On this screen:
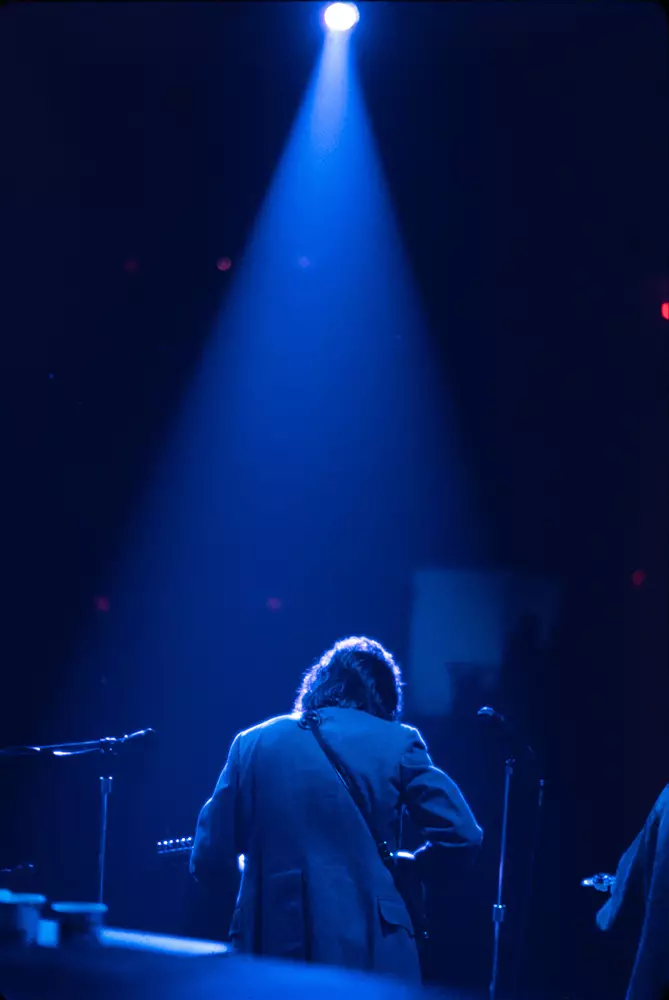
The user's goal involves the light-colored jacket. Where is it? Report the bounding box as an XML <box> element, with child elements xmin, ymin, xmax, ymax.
<box><xmin>191</xmin><ymin>707</ymin><xmax>483</xmax><ymax>983</ymax></box>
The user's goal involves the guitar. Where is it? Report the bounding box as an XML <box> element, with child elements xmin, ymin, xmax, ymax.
<box><xmin>156</xmin><ymin>836</ymin><xmax>194</xmax><ymax>857</ymax></box>
<box><xmin>156</xmin><ymin>836</ymin><xmax>426</xmax><ymax>957</ymax></box>
<box><xmin>387</xmin><ymin>850</ymin><xmax>429</xmax><ymax>953</ymax></box>
<box><xmin>156</xmin><ymin>836</ymin><xmax>246</xmax><ymax>872</ymax></box>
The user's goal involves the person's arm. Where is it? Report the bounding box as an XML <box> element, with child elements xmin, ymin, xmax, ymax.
<box><xmin>596</xmin><ymin>784</ymin><xmax>669</xmax><ymax>932</ymax></box>
<box><xmin>400</xmin><ymin>727</ymin><xmax>483</xmax><ymax>849</ymax></box>
<box><xmin>595</xmin><ymin>829</ymin><xmax>644</xmax><ymax>931</ymax></box>
<box><xmin>190</xmin><ymin>734</ymin><xmax>242</xmax><ymax>883</ymax></box>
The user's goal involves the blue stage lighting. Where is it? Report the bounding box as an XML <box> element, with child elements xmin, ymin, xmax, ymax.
<box><xmin>323</xmin><ymin>3</ymin><xmax>359</xmax><ymax>33</ymax></box>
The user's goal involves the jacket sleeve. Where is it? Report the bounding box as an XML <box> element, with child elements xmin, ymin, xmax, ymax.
<box><xmin>595</xmin><ymin>828</ymin><xmax>644</xmax><ymax>931</ymax></box>
<box><xmin>400</xmin><ymin>727</ymin><xmax>483</xmax><ymax>849</ymax></box>
<box><xmin>596</xmin><ymin>783</ymin><xmax>669</xmax><ymax>932</ymax></box>
<box><xmin>190</xmin><ymin>733</ymin><xmax>243</xmax><ymax>882</ymax></box>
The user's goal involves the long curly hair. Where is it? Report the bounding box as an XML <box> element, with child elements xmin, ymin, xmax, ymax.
<box><xmin>294</xmin><ymin>636</ymin><xmax>404</xmax><ymax>721</ymax></box>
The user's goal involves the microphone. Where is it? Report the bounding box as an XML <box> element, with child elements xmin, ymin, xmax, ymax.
<box><xmin>119</xmin><ymin>728</ymin><xmax>156</xmax><ymax>742</ymax></box>
<box><xmin>477</xmin><ymin>705</ymin><xmax>506</xmax><ymax>724</ymax></box>
<box><xmin>97</xmin><ymin>728</ymin><xmax>156</xmax><ymax>748</ymax></box>
<box><xmin>477</xmin><ymin>706</ymin><xmax>538</xmax><ymax>761</ymax></box>
<box><xmin>1</xmin><ymin>728</ymin><xmax>157</xmax><ymax>758</ymax></box>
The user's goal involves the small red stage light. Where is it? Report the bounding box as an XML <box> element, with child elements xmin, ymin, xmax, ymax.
<box><xmin>216</xmin><ymin>257</ymin><xmax>232</xmax><ymax>272</ymax></box>
<box><xmin>266</xmin><ymin>598</ymin><xmax>282</xmax><ymax>611</ymax></box>
<box><xmin>123</xmin><ymin>259</ymin><xmax>139</xmax><ymax>274</ymax></box>
<box><xmin>94</xmin><ymin>596</ymin><xmax>110</xmax><ymax>612</ymax></box>
<box><xmin>631</xmin><ymin>570</ymin><xmax>646</xmax><ymax>588</ymax></box>
<box><xmin>661</xmin><ymin>302</ymin><xmax>669</xmax><ymax>321</ymax></box>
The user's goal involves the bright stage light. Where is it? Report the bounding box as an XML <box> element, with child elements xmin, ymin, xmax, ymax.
<box><xmin>323</xmin><ymin>3</ymin><xmax>359</xmax><ymax>33</ymax></box>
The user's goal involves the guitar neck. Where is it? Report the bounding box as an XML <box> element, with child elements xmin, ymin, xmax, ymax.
<box><xmin>156</xmin><ymin>836</ymin><xmax>194</xmax><ymax>856</ymax></box>
<box><xmin>156</xmin><ymin>836</ymin><xmax>246</xmax><ymax>873</ymax></box>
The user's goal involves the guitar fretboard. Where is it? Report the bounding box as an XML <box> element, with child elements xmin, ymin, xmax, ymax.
<box><xmin>156</xmin><ymin>838</ymin><xmax>246</xmax><ymax>872</ymax></box>
<box><xmin>156</xmin><ymin>837</ymin><xmax>193</xmax><ymax>856</ymax></box>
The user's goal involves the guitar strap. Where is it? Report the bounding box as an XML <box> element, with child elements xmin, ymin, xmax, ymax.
<box><xmin>298</xmin><ymin>710</ymin><xmax>394</xmax><ymax>865</ymax></box>
<box><xmin>299</xmin><ymin>710</ymin><xmax>430</xmax><ymax>954</ymax></box>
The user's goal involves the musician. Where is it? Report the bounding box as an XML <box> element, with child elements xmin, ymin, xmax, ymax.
<box><xmin>190</xmin><ymin>636</ymin><xmax>482</xmax><ymax>983</ymax></box>
<box><xmin>596</xmin><ymin>782</ymin><xmax>669</xmax><ymax>1000</ymax></box>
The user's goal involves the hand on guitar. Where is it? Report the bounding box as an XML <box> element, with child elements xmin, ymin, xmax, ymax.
<box><xmin>581</xmin><ymin>872</ymin><xmax>616</xmax><ymax>893</ymax></box>
<box><xmin>581</xmin><ymin>873</ymin><xmax>617</xmax><ymax>932</ymax></box>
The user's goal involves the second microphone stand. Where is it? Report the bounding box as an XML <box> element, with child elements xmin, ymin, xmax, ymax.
<box><xmin>479</xmin><ymin>707</ymin><xmax>544</xmax><ymax>1000</ymax></box>
<box><xmin>489</xmin><ymin>756</ymin><xmax>515</xmax><ymax>1000</ymax></box>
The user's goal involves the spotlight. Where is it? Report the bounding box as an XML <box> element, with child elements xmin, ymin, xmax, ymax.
<box><xmin>323</xmin><ymin>2</ymin><xmax>359</xmax><ymax>32</ymax></box>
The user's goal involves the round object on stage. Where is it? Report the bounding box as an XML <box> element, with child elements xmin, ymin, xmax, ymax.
<box><xmin>50</xmin><ymin>902</ymin><xmax>108</xmax><ymax>946</ymax></box>
<box><xmin>0</xmin><ymin>892</ymin><xmax>47</xmax><ymax>946</ymax></box>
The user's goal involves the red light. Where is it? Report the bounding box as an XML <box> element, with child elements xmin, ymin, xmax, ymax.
<box><xmin>631</xmin><ymin>570</ymin><xmax>646</xmax><ymax>588</ymax></box>
<box><xmin>216</xmin><ymin>257</ymin><xmax>232</xmax><ymax>272</ymax></box>
<box><xmin>661</xmin><ymin>302</ymin><xmax>669</xmax><ymax>321</ymax></box>
<box><xmin>298</xmin><ymin>256</ymin><xmax>311</xmax><ymax>269</ymax></box>
<box><xmin>266</xmin><ymin>598</ymin><xmax>282</xmax><ymax>611</ymax></box>
<box><xmin>123</xmin><ymin>259</ymin><xmax>139</xmax><ymax>274</ymax></box>
<box><xmin>94</xmin><ymin>596</ymin><xmax>110</xmax><ymax>612</ymax></box>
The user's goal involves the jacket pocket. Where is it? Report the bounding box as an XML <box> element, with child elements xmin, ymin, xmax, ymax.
<box><xmin>263</xmin><ymin>869</ymin><xmax>307</xmax><ymax>960</ymax></box>
<box><xmin>378</xmin><ymin>897</ymin><xmax>415</xmax><ymax>938</ymax></box>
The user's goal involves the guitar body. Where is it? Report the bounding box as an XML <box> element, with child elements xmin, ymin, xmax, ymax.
<box><xmin>390</xmin><ymin>852</ymin><xmax>429</xmax><ymax>958</ymax></box>
<box><xmin>157</xmin><ymin>838</ymin><xmax>428</xmax><ymax>966</ymax></box>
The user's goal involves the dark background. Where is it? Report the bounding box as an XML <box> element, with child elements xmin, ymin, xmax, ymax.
<box><xmin>1</xmin><ymin>3</ymin><xmax>668</xmax><ymax>998</ymax></box>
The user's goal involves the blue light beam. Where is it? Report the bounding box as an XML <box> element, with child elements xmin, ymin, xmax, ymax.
<box><xmin>66</xmin><ymin>26</ymin><xmax>478</xmax><ymax>769</ymax></box>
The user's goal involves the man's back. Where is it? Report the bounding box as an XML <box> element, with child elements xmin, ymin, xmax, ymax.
<box><xmin>191</xmin><ymin>706</ymin><xmax>482</xmax><ymax>982</ymax></box>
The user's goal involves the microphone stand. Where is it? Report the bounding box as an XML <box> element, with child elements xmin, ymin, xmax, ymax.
<box><xmin>478</xmin><ymin>708</ymin><xmax>542</xmax><ymax>1000</ymax></box>
<box><xmin>490</xmin><ymin>755</ymin><xmax>515</xmax><ymax>1000</ymax></box>
<box><xmin>510</xmin><ymin>777</ymin><xmax>545</xmax><ymax>998</ymax></box>
<box><xmin>0</xmin><ymin>728</ymin><xmax>154</xmax><ymax>905</ymax></box>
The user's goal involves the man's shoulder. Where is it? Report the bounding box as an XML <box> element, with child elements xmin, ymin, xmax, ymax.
<box><xmin>235</xmin><ymin>711</ymin><xmax>425</xmax><ymax>753</ymax></box>
<box><xmin>399</xmin><ymin>720</ymin><xmax>427</xmax><ymax>748</ymax></box>
<box><xmin>334</xmin><ymin>711</ymin><xmax>427</xmax><ymax>752</ymax></box>
<box><xmin>237</xmin><ymin>713</ymin><xmax>299</xmax><ymax>743</ymax></box>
